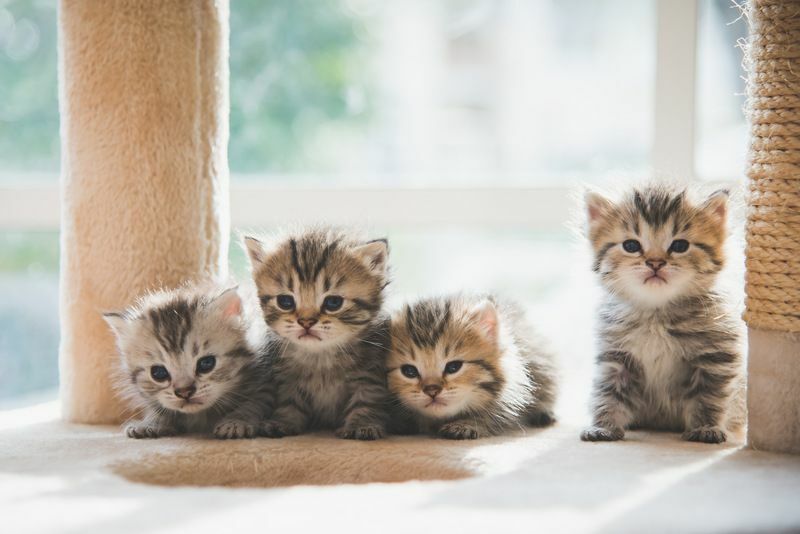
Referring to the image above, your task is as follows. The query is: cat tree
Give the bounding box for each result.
[744,0,800,454]
[56,0,799,455]
[58,0,230,424]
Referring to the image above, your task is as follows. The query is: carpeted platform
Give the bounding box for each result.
[2,402,799,534]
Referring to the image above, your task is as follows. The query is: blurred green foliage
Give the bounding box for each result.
[0,0,370,177]
[229,0,372,173]
[0,231,58,272]
[0,0,60,173]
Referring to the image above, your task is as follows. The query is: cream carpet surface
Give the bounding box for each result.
[2,403,800,534]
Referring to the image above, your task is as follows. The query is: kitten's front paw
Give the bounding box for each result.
[259,420,299,438]
[682,426,727,444]
[125,421,175,439]
[438,422,480,440]
[214,419,257,439]
[335,424,386,441]
[528,411,557,427]
[581,425,624,442]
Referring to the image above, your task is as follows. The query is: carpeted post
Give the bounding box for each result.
[58,0,230,424]
[743,0,800,454]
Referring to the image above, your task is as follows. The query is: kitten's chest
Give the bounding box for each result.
[620,316,689,389]
[281,351,352,425]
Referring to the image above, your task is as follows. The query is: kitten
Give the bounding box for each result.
[104,284,276,439]
[581,184,744,444]
[244,227,391,440]
[387,294,558,439]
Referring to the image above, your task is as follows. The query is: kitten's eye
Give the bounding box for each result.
[150,365,170,382]
[444,360,463,374]
[400,364,419,379]
[669,239,690,253]
[196,355,216,374]
[276,294,295,311]
[322,295,344,312]
[622,239,642,253]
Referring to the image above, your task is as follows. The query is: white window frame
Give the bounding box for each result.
[0,0,722,233]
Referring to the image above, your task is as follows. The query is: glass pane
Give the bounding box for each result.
[0,231,59,408]
[0,0,59,179]
[695,0,748,181]
[230,0,655,186]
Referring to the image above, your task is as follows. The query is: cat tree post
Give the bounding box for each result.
[58,0,230,424]
[744,0,800,454]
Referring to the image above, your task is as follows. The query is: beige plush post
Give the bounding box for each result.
[743,0,800,454]
[58,0,230,424]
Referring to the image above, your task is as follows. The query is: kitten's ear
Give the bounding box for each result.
[353,239,389,276]
[701,189,729,223]
[243,236,267,267]
[585,190,613,228]
[210,287,243,320]
[469,300,499,344]
[103,311,131,338]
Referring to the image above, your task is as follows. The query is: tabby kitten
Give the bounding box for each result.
[244,227,391,440]
[104,284,276,439]
[581,184,744,444]
[387,294,558,439]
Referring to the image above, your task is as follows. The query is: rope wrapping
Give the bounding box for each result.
[744,0,800,332]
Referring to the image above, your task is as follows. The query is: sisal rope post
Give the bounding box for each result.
[743,0,800,454]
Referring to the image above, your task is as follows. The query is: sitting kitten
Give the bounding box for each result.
[244,227,391,440]
[581,184,744,444]
[387,294,558,439]
[104,284,276,439]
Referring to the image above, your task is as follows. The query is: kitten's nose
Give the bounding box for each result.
[423,384,442,398]
[174,384,196,400]
[298,317,318,330]
[645,259,666,271]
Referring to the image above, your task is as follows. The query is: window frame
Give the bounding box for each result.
[1,0,726,232]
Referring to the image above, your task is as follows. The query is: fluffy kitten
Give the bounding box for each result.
[244,227,391,440]
[104,284,276,439]
[387,294,558,439]
[581,184,744,444]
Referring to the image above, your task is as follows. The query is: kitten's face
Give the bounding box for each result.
[388,298,502,420]
[105,288,252,414]
[245,229,388,353]
[586,187,728,307]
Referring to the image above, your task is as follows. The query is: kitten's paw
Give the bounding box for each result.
[259,420,298,438]
[438,422,480,440]
[581,426,624,442]
[335,424,386,441]
[528,411,557,427]
[214,419,257,439]
[125,422,175,439]
[682,426,727,444]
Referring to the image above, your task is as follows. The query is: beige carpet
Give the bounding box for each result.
[2,403,800,534]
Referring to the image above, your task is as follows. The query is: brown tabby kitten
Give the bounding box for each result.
[104,284,276,439]
[387,294,558,439]
[244,227,391,440]
[581,184,744,444]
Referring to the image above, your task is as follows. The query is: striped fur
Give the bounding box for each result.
[244,227,391,440]
[104,284,277,439]
[582,184,744,443]
[387,294,558,439]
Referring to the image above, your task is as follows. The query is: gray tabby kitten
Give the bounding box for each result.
[388,294,558,439]
[244,227,391,440]
[581,184,744,444]
[104,284,276,439]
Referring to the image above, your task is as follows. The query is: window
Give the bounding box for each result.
[230,0,655,186]
[0,0,749,408]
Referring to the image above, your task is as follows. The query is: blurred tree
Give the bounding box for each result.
[0,0,371,178]
[0,0,59,174]
[230,0,372,174]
